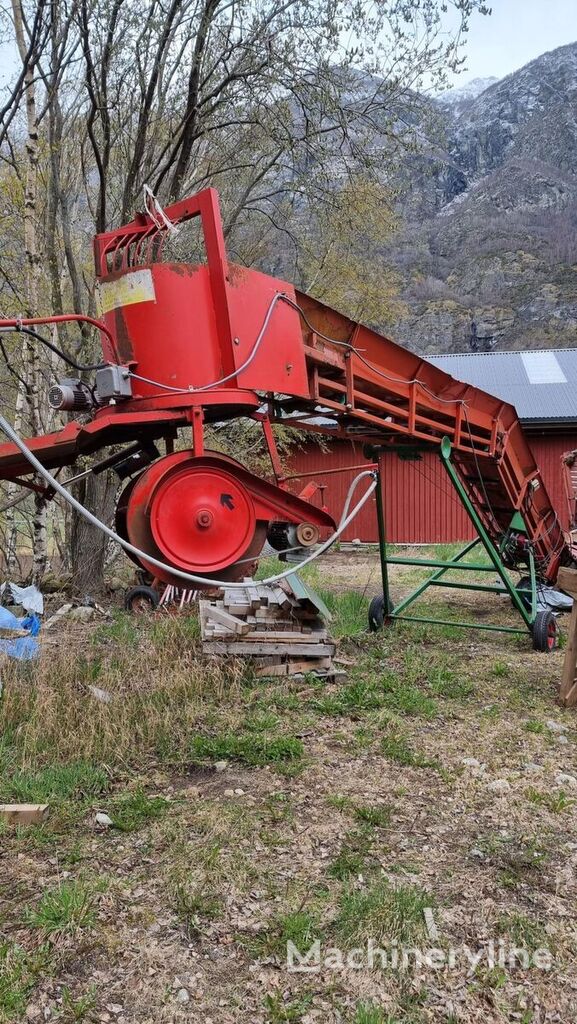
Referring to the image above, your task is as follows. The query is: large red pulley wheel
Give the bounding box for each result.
[150,464,256,572]
[122,451,266,586]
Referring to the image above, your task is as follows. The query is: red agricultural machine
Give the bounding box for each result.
[0,187,574,648]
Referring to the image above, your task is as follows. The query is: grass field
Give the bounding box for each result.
[0,548,576,1023]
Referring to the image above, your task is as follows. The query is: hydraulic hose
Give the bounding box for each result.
[0,414,377,589]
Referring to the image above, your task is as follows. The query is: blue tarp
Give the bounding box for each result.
[0,606,40,660]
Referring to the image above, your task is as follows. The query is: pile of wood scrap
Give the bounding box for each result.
[200,576,338,677]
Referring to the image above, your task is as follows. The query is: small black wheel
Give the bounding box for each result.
[514,576,533,611]
[532,610,558,652]
[124,585,159,613]
[368,594,393,632]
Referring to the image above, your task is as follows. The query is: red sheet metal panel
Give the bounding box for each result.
[287,433,577,544]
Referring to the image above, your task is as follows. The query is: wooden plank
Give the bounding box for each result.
[0,804,49,825]
[204,604,251,635]
[246,585,261,608]
[203,642,335,656]
[557,567,577,599]
[255,658,332,677]
[235,630,327,642]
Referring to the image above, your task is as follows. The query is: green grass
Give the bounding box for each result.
[353,1005,395,1024]
[189,732,304,767]
[59,985,97,1022]
[171,881,223,939]
[256,909,319,958]
[496,912,549,953]
[491,660,511,679]
[428,669,474,699]
[326,794,353,812]
[107,789,169,832]
[328,828,374,881]
[318,588,370,637]
[477,832,549,886]
[25,880,101,937]
[335,879,431,946]
[263,990,314,1022]
[0,761,109,804]
[526,788,575,813]
[380,734,438,770]
[311,675,437,719]
[0,942,47,1021]
[524,719,545,734]
[353,804,392,828]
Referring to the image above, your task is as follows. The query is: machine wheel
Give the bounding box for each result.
[124,585,159,613]
[368,594,393,632]
[532,610,558,652]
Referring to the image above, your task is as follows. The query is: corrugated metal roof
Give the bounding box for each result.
[428,349,577,423]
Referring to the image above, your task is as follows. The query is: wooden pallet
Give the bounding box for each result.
[200,579,339,677]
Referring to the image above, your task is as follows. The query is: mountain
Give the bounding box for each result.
[386,42,577,355]
[437,76,498,110]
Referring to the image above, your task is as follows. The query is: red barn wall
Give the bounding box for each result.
[286,433,576,543]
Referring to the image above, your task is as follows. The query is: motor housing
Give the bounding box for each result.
[48,378,93,412]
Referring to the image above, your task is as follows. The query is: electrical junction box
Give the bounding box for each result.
[95,364,132,401]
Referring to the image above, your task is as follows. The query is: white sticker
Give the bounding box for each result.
[97,268,156,314]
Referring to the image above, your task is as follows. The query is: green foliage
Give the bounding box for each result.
[328,828,374,881]
[1,761,109,804]
[59,985,97,1022]
[257,910,319,958]
[263,990,314,1023]
[353,804,392,828]
[524,719,544,734]
[311,673,437,719]
[380,734,438,770]
[171,881,223,939]
[108,789,169,832]
[526,788,575,813]
[353,1005,395,1024]
[335,879,431,946]
[300,177,403,327]
[318,588,370,638]
[189,733,303,767]
[0,942,46,1021]
[25,880,101,937]
[496,912,548,952]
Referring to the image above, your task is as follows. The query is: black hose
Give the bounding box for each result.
[0,325,106,372]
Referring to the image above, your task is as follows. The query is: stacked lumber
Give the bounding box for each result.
[200,579,337,677]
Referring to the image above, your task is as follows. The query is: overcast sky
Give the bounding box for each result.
[445,0,577,83]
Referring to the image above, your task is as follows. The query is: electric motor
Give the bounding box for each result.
[48,378,93,412]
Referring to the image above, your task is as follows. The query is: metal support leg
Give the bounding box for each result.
[368,437,536,639]
[375,461,391,614]
[438,437,533,631]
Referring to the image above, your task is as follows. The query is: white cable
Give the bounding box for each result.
[126,291,467,411]
[128,291,285,395]
[0,414,376,589]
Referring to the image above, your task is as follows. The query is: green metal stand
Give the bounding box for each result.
[374,436,539,640]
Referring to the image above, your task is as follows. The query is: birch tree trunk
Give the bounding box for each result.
[11,0,49,581]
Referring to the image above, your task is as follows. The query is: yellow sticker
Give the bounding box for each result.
[97,268,156,315]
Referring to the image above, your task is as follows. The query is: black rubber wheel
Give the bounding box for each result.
[532,609,558,652]
[368,594,393,632]
[124,585,159,613]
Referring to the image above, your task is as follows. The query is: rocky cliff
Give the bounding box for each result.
[388,42,577,354]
